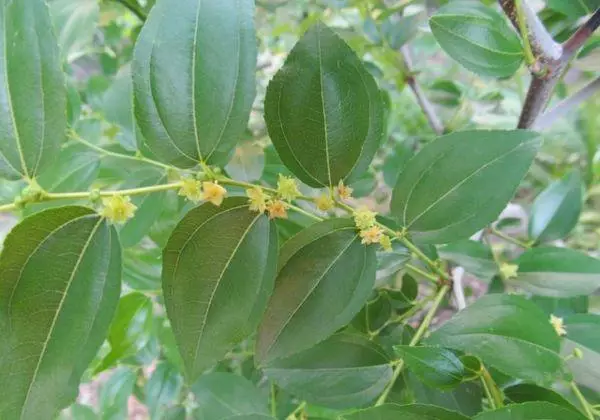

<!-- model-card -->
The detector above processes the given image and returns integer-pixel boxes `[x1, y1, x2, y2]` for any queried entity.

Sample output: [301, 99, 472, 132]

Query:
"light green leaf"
[133, 0, 257, 167]
[49, 0, 99, 63]
[391, 130, 540, 244]
[562, 314, 600, 393]
[163, 197, 278, 382]
[0, 0, 66, 180]
[191, 373, 269, 420]
[264, 22, 384, 187]
[342, 403, 471, 420]
[438, 240, 496, 282]
[394, 346, 466, 389]
[430, 1, 523, 77]
[473, 402, 587, 420]
[144, 362, 183, 420]
[529, 171, 582, 243]
[548, 0, 600, 19]
[426, 294, 563, 384]
[514, 247, 600, 298]
[0, 206, 122, 419]
[256, 219, 376, 364]
[122, 247, 162, 292]
[265, 333, 393, 409]
[99, 367, 137, 420]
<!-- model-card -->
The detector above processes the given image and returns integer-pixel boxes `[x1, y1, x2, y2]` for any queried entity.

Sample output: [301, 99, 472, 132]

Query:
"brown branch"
[563, 8, 600, 59]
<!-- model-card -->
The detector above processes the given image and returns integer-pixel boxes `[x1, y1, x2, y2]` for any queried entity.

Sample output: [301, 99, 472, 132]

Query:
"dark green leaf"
[529, 171, 582, 243]
[256, 218, 376, 364]
[0, 206, 121, 419]
[514, 247, 600, 298]
[530, 295, 588, 317]
[163, 197, 278, 381]
[342, 403, 471, 420]
[133, 0, 257, 167]
[191, 373, 269, 419]
[504, 383, 578, 410]
[264, 22, 384, 187]
[438, 240, 496, 282]
[391, 130, 540, 244]
[265, 333, 393, 409]
[562, 314, 600, 393]
[353, 291, 393, 333]
[0, 0, 66, 180]
[430, 1, 523, 77]
[426, 294, 563, 383]
[548, 0, 600, 19]
[394, 346, 466, 389]
[473, 401, 587, 420]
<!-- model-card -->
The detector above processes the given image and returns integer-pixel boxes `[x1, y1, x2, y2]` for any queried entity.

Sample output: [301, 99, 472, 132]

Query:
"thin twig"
[563, 8, 600, 60]
[114, 0, 147, 21]
[570, 381, 595, 420]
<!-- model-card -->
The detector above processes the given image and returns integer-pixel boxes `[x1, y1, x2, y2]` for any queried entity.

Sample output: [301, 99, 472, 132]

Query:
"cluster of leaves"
[1, 0, 600, 419]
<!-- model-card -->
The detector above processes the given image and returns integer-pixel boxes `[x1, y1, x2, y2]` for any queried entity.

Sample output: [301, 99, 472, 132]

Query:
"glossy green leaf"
[426, 294, 563, 384]
[394, 346, 466, 389]
[256, 218, 376, 364]
[504, 383, 577, 410]
[438, 240, 496, 282]
[265, 333, 393, 409]
[391, 130, 540, 244]
[49, 0, 99, 63]
[163, 197, 278, 381]
[264, 22, 384, 187]
[529, 171, 582, 243]
[548, 0, 600, 19]
[191, 373, 269, 419]
[0, 206, 122, 419]
[342, 403, 471, 420]
[0, 0, 66, 180]
[353, 291, 393, 333]
[133, 0, 257, 167]
[514, 247, 600, 298]
[430, 1, 523, 77]
[473, 402, 587, 420]
[562, 314, 600, 393]
[144, 362, 183, 420]
[96, 293, 154, 373]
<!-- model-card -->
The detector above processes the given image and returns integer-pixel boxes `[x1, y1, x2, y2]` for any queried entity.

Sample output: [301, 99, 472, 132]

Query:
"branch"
[563, 8, 600, 59]
[114, 0, 147, 21]
[401, 46, 445, 135]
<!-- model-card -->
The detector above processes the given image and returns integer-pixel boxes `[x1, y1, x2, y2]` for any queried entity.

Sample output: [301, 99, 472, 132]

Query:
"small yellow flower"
[246, 186, 268, 213]
[380, 235, 392, 251]
[101, 195, 137, 224]
[267, 199, 288, 219]
[500, 263, 519, 280]
[315, 193, 334, 211]
[178, 178, 203, 202]
[360, 225, 383, 245]
[202, 181, 227, 206]
[277, 174, 301, 202]
[337, 180, 353, 200]
[550, 314, 567, 336]
[354, 208, 377, 230]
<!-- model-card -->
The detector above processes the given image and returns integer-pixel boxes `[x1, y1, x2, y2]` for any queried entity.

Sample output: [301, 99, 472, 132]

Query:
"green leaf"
[391, 130, 540, 244]
[144, 362, 183, 420]
[256, 218, 376, 364]
[133, 0, 257, 167]
[429, 1, 523, 77]
[529, 171, 582, 243]
[264, 333, 393, 409]
[96, 292, 154, 373]
[548, 0, 600, 19]
[504, 383, 578, 410]
[163, 197, 278, 381]
[426, 294, 563, 384]
[123, 247, 162, 292]
[49, 0, 99, 63]
[473, 402, 587, 420]
[562, 314, 600, 393]
[0, 206, 122, 419]
[438, 240, 496, 282]
[394, 346, 466, 389]
[225, 140, 265, 182]
[264, 22, 384, 188]
[381, 13, 424, 50]
[530, 295, 588, 318]
[514, 247, 600, 298]
[0, 0, 66, 180]
[191, 373, 269, 419]
[99, 367, 137, 420]
[342, 403, 471, 420]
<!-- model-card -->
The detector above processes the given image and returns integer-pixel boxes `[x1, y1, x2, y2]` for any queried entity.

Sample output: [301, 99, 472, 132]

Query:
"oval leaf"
[473, 402, 587, 420]
[391, 130, 540, 244]
[562, 314, 600, 393]
[265, 333, 392, 409]
[133, 0, 257, 167]
[394, 346, 466, 389]
[0, 206, 122, 419]
[504, 383, 577, 410]
[256, 218, 376, 364]
[264, 22, 384, 187]
[342, 403, 470, 420]
[426, 294, 563, 384]
[162, 197, 278, 382]
[0, 0, 66, 180]
[514, 247, 600, 298]
[430, 1, 523, 77]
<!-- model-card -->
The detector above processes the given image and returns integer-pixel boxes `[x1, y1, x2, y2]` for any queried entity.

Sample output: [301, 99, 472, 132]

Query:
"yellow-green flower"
[202, 181, 227, 206]
[267, 199, 288, 219]
[360, 225, 383, 245]
[354, 208, 377, 230]
[315, 193, 334, 211]
[380, 235, 392, 251]
[277, 174, 300, 202]
[550, 314, 567, 336]
[246, 186, 268, 213]
[178, 178, 203, 202]
[101, 195, 137, 224]
[500, 263, 519, 280]
[337, 180, 353, 200]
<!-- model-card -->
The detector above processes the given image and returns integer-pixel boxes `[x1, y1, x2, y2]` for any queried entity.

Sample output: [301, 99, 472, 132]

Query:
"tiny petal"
[337, 180, 353, 200]
[101, 195, 137, 224]
[360, 226, 383, 245]
[500, 263, 519, 279]
[315, 193, 334, 211]
[354, 208, 377, 230]
[202, 181, 227, 206]
[380, 235, 392, 251]
[550, 314, 567, 336]
[178, 178, 203, 202]
[246, 186, 268, 213]
[267, 199, 288, 219]
[277, 174, 301, 202]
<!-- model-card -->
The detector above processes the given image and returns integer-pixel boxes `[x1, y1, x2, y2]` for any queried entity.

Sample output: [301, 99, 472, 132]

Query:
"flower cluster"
[101, 195, 137, 224]
[277, 174, 301, 202]
[353, 208, 392, 250]
[337, 180, 353, 200]
[178, 179, 227, 206]
[245, 186, 288, 219]
[550, 314, 567, 336]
